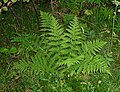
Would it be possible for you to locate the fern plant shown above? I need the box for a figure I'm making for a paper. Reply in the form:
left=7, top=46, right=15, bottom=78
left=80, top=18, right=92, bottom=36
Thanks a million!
left=11, top=11, right=114, bottom=91
left=12, top=11, right=113, bottom=90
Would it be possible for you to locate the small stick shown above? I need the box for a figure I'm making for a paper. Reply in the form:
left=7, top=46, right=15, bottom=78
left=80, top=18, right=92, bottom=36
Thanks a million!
left=31, top=0, right=40, bottom=30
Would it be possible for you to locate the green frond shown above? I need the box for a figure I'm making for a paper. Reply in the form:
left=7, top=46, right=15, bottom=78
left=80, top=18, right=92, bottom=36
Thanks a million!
left=66, top=17, right=80, bottom=33
left=65, top=17, right=85, bottom=41
left=14, top=52, right=57, bottom=75
left=30, top=53, right=47, bottom=74
left=30, top=52, right=58, bottom=75
left=60, top=17, right=85, bottom=57
left=40, top=11, right=53, bottom=29
left=40, top=11, right=63, bottom=35
left=82, top=39, right=107, bottom=55
left=13, top=59, right=29, bottom=73
left=80, top=55, right=111, bottom=74
left=58, top=54, right=111, bottom=76
left=40, top=11, right=64, bottom=59
left=11, top=34, right=43, bottom=56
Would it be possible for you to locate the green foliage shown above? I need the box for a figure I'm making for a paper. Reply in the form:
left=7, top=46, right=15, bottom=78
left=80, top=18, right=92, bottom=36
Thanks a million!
left=82, top=40, right=107, bottom=55
left=2, top=6, right=8, bottom=11
left=23, top=0, right=30, bottom=2
left=14, top=51, right=57, bottom=75
left=58, top=0, right=110, bottom=14
left=11, top=0, right=17, bottom=3
left=0, top=47, right=17, bottom=54
left=6, top=11, right=114, bottom=91
left=1, top=0, right=120, bottom=91
left=63, top=14, right=74, bottom=25
left=13, top=11, right=112, bottom=77
left=0, top=0, right=30, bottom=14
left=11, top=34, right=43, bottom=59
left=3, top=0, right=8, bottom=3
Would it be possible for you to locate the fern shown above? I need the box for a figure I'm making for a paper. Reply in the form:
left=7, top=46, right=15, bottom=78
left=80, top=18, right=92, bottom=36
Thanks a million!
left=13, top=11, right=112, bottom=79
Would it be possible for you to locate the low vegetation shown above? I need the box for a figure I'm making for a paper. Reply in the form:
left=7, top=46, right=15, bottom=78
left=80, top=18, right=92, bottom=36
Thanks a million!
left=0, top=0, right=120, bottom=91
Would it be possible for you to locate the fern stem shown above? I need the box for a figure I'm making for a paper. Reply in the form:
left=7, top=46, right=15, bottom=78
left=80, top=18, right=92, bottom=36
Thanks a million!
left=110, top=5, right=117, bottom=52
left=32, top=0, right=40, bottom=30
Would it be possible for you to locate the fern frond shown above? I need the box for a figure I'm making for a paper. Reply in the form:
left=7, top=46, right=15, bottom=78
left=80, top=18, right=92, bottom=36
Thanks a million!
left=40, top=11, right=53, bottom=29
left=60, top=17, right=85, bottom=58
left=58, top=54, right=111, bottom=76
left=14, top=51, right=57, bottom=76
left=30, top=52, right=47, bottom=74
left=65, top=16, right=85, bottom=42
left=13, top=59, right=29, bottom=73
left=80, top=55, right=111, bottom=74
left=82, top=39, right=107, bottom=55
left=11, top=34, right=43, bottom=56
left=40, top=11, right=63, bottom=35
left=40, top=11, right=64, bottom=59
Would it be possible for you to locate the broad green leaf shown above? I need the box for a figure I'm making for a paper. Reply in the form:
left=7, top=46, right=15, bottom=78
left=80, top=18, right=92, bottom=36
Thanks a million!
left=2, top=6, right=8, bottom=11
left=9, top=47, right=17, bottom=54
left=3, top=0, right=8, bottom=3
left=23, top=0, right=30, bottom=2
left=84, top=9, right=93, bottom=16
left=0, top=47, right=8, bottom=53
left=11, top=0, right=17, bottom=3
left=0, top=2, right=2, bottom=6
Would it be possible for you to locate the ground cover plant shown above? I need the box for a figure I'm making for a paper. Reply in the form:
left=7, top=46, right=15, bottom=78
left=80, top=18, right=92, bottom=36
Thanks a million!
left=0, top=0, right=120, bottom=92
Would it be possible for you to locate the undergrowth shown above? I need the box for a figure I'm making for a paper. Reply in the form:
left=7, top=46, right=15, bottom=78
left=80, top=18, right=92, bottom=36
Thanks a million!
left=6, top=11, right=113, bottom=92
left=0, top=0, right=120, bottom=92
